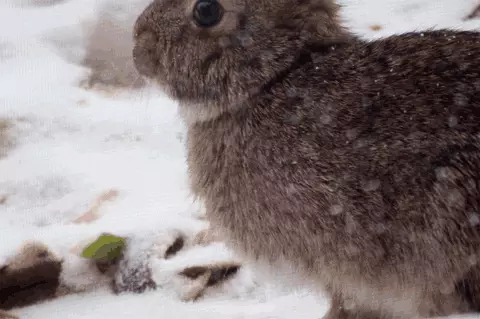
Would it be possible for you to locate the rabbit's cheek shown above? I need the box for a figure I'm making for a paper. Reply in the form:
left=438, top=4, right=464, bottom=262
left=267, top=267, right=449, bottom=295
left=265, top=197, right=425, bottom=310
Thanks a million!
left=133, top=31, right=160, bottom=78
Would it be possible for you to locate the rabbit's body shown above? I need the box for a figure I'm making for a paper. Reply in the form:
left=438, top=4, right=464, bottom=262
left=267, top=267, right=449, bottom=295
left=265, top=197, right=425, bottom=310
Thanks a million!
left=186, top=30, right=480, bottom=318
left=132, top=0, right=480, bottom=317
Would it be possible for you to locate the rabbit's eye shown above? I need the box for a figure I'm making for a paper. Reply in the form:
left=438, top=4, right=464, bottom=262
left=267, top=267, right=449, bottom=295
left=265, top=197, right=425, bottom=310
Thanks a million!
left=193, top=0, right=224, bottom=28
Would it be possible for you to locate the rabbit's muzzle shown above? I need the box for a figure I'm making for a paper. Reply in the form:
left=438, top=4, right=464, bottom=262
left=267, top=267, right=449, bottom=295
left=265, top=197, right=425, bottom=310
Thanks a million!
left=132, top=3, right=160, bottom=78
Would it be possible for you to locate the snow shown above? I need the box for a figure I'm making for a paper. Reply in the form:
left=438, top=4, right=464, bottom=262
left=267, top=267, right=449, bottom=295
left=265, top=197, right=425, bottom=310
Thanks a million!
left=0, top=0, right=479, bottom=318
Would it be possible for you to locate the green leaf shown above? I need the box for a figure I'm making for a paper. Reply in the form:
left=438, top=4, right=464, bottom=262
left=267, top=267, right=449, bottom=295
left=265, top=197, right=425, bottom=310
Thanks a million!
left=81, top=233, right=126, bottom=262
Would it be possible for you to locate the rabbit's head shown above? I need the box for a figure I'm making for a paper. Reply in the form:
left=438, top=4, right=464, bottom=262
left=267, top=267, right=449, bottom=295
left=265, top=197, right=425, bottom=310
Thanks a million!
left=133, top=0, right=350, bottom=122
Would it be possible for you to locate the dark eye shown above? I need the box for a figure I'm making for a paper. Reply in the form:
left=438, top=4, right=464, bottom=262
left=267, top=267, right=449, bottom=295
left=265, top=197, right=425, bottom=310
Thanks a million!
left=193, top=0, right=224, bottom=28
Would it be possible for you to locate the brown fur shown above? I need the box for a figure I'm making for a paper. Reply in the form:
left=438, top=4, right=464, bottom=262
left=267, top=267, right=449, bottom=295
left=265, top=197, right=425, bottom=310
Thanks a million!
left=133, top=0, right=480, bottom=318
left=133, top=0, right=350, bottom=122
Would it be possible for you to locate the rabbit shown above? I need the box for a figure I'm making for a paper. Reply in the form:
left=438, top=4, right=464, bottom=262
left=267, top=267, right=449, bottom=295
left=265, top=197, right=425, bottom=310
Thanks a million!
left=132, top=0, right=480, bottom=318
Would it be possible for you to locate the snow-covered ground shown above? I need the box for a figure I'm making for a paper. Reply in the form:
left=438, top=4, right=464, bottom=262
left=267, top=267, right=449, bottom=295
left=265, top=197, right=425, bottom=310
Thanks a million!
left=0, top=0, right=479, bottom=318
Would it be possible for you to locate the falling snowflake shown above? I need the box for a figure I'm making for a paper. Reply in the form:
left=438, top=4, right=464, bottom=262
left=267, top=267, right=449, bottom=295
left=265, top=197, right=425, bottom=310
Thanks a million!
left=330, top=204, right=343, bottom=216
left=362, top=179, right=381, bottom=192
left=448, top=116, right=458, bottom=128
left=469, top=213, right=480, bottom=226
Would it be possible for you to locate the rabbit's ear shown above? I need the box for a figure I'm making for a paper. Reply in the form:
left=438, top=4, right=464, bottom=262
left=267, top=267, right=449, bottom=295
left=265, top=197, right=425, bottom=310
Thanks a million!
left=275, top=0, right=346, bottom=40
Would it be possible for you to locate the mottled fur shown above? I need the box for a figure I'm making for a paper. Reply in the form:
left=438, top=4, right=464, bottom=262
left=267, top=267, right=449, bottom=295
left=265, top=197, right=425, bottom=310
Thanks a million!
left=133, top=0, right=480, bottom=318
left=133, top=0, right=350, bottom=123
